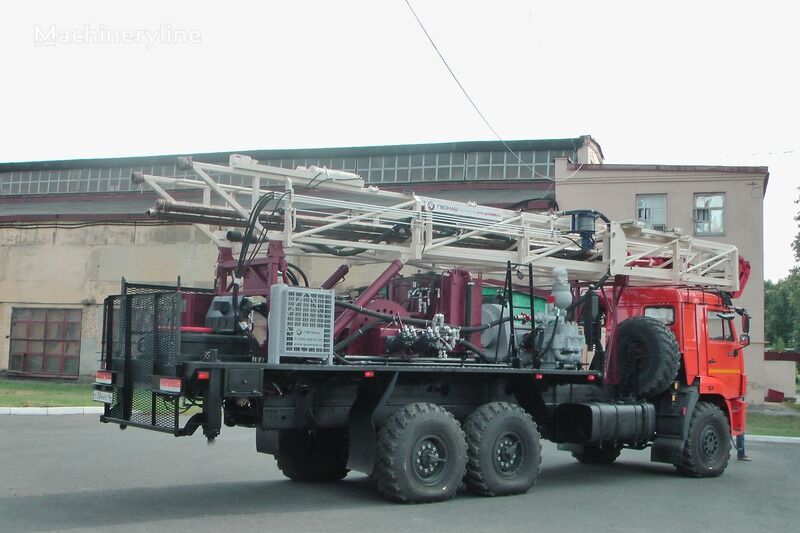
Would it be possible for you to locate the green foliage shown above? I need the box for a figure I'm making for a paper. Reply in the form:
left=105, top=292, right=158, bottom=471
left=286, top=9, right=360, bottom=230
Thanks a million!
left=764, top=274, right=800, bottom=350
left=765, top=189, right=800, bottom=351
left=793, top=189, right=800, bottom=264
left=0, top=378, right=93, bottom=407
left=747, top=412, right=800, bottom=437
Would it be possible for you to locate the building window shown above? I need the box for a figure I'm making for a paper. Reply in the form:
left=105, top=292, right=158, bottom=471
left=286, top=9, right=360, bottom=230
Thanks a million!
left=9, top=308, right=82, bottom=377
left=693, top=193, right=725, bottom=235
left=636, top=194, right=667, bottom=230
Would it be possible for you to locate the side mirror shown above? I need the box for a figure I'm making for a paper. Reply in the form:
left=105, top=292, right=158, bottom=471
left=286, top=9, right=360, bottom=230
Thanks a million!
left=739, top=333, right=751, bottom=348
left=741, top=313, right=750, bottom=335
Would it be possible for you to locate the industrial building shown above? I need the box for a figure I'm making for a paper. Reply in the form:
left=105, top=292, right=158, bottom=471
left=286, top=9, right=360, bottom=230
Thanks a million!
left=0, top=135, right=785, bottom=402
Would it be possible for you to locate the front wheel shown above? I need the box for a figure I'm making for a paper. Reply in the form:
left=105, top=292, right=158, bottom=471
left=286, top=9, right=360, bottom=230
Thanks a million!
left=463, top=402, right=542, bottom=496
left=676, top=402, right=731, bottom=477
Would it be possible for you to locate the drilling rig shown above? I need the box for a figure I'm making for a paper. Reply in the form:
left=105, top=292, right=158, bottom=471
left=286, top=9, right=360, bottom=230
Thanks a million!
left=94, top=154, right=751, bottom=502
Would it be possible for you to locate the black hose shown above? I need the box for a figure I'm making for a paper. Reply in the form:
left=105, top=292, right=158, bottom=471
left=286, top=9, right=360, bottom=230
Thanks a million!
left=232, top=283, right=261, bottom=358
left=334, top=300, right=514, bottom=332
left=237, top=193, right=275, bottom=277
left=566, top=271, right=612, bottom=312
left=310, top=243, right=367, bottom=257
left=333, top=353, right=355, bottom=365
left=339, top=356, right=482, bottom=365
left=463, top=315, right=514, bottom=333
left=459, top=339, right=490, bottom=362
left=287, top=262, right=309, bottom=287
left=334, top=319, right=386, bottom=352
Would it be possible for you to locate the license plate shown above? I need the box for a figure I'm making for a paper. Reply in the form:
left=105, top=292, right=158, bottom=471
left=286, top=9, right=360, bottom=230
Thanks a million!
left=93, top=389, right=113, bottom=404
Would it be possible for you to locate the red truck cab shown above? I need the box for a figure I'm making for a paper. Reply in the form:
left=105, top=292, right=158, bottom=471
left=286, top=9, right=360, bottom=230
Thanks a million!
left=612, top=287, right=748, bottom=434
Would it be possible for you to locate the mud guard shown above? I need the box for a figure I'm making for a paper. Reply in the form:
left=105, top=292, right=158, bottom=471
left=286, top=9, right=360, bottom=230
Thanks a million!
left=346, top=372, right=399, bottom=474
left=650, top=385, right=699, bottom=465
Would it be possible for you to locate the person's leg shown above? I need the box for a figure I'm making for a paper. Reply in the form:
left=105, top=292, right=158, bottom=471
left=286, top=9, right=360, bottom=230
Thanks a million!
left=735, top=434, right=751, bottom=460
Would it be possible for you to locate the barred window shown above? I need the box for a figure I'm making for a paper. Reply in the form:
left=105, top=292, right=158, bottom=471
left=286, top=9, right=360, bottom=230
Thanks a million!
left=9, top=308, right=82, bottom=377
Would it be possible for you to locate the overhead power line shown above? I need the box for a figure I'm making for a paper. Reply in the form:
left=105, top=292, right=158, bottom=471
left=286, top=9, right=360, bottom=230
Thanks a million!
left=404, top=0, right=550, bottom=180
left=403, top=0, right=584, bottom=201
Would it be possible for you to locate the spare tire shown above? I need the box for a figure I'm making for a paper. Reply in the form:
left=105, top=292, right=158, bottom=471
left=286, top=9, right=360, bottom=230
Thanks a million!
left=616, top=316, right=680, bottom=398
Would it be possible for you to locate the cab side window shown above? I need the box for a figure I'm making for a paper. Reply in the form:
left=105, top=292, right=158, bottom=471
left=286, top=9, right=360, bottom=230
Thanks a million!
left=707, top=314, right=733, bottom=341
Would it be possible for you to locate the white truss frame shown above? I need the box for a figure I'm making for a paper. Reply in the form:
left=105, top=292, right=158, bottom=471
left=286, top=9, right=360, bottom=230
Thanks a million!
left=136, top=155, right=740, bottom=291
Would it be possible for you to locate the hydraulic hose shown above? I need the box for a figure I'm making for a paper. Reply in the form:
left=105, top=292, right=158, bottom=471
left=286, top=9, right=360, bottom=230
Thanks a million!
left=566, top=270, right=612, bottom=312
left=286, top=262, right=309, bottom=287
left=333, top=319, right=386, bottom=352
left=458, top=339, right=490, bottom=362
left=334, top=300, right=514, bottom=332
left=232, top=283, right=262, bottom=358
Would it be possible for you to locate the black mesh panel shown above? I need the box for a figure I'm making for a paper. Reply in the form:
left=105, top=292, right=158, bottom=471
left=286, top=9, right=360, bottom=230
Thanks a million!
left=102, top=291, right=182, bottom=431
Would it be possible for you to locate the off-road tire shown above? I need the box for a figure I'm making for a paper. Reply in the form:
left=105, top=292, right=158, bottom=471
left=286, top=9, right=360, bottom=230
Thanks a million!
left=374, top=403, right=467, bottom=503
left=676, top=401, right=731, bottom=477
left=572, top=443, right=622, bottom=464
left=616, top=316, right=680, bottom=398
left=276, top=428, right=350, bottom=482
left=463, top=402, right=542, bottom=496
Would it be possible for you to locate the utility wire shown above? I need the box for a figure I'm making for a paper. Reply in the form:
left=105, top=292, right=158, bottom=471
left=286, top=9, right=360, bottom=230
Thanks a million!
left=404, top=0, right=551, bottom=182
left=403, top=0, right=585, bottom=204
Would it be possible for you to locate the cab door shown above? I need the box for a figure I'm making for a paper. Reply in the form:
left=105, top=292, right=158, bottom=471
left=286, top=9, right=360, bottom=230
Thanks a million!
left=702, top=306, right=744, bottom=399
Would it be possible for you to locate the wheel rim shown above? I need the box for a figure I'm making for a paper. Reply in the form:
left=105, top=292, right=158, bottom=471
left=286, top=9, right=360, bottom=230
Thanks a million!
left=700, top=426, right=720, bottom=461
left=493, top=431, right=524, bottom=478
left=411, top=434, right=448, bottom=485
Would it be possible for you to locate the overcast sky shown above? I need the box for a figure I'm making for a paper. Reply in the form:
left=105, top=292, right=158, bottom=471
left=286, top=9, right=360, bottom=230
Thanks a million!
left=1, top=0, right=798, bottom=280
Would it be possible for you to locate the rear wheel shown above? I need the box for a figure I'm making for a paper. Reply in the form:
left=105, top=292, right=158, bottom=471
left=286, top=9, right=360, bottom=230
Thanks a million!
left=676, top=402, right=731, bottom=477
left=375, top=403, right=467, bottom=503
left=572, top=443, right=622, bottom=464
left=463, top=402, right=541, bottom=496
left=276, top=428, right=349, bottom=482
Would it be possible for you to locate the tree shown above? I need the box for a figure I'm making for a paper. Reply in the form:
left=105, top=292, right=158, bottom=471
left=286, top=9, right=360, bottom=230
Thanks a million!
left=764, top=188, right=800, bottom=351
left=794, top=188, right=800, bottom=264
left=764, top=279, right=799, bottom=350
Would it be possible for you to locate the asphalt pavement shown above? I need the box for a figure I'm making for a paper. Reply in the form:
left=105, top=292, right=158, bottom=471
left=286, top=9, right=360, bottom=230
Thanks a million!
left=0, top=415, right=796, bottom=533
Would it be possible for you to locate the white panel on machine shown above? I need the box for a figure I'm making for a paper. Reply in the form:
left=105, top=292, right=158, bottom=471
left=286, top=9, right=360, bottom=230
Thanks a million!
left=268, top=284, right=335, bottom=364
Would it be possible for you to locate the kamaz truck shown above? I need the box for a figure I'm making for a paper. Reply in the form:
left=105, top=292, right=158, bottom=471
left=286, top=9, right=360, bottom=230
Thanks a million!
left=94, top=155, right=751, bottom=503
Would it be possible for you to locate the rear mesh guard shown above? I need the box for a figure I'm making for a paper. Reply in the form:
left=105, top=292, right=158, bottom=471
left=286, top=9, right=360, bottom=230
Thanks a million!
left=102, top=291, right=183, bottom=433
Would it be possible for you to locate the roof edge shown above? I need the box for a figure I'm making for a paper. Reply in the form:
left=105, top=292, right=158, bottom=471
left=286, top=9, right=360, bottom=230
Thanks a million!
left=0, top=137, right=590, bottom=172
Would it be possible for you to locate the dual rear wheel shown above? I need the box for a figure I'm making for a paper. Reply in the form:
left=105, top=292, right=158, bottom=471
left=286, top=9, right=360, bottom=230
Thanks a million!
left=374, top=401, right=541, bottom=502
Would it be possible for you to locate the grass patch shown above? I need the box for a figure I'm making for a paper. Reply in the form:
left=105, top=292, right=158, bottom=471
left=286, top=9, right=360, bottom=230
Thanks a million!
left=0, top=378, right=94, bottom=407
left=747, top=412, right=800, bottom=437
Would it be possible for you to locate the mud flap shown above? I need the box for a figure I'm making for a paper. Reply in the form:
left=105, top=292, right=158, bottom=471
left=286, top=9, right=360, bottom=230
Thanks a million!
left=346, top=372, right=399, bottom=475
left=651, top=385, right=699, bottom=465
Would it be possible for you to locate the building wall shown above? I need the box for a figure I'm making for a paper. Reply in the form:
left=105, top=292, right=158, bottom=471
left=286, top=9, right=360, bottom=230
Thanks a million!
left=0, top=224, right=432, bottom=378
left=554, top=158, right=768, bottom=403
left=762, top=360, right=797, bottom=400
left=0, top=225, right=218, bottom=377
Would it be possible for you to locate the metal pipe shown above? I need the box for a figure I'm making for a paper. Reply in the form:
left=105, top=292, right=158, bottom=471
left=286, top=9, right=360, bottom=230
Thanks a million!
left=320, top=264, right=350, bottom=289
left=154, top=200, right=246, bottom=219
left=146, top=210, right=248, bottom=227
left=505, top=261, right=517, bottom=362
left=528, top=263, right=535, bottom=316
left=333, top=259, right=404, bottom=337
left=464, top=280, right=474, bottom=328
